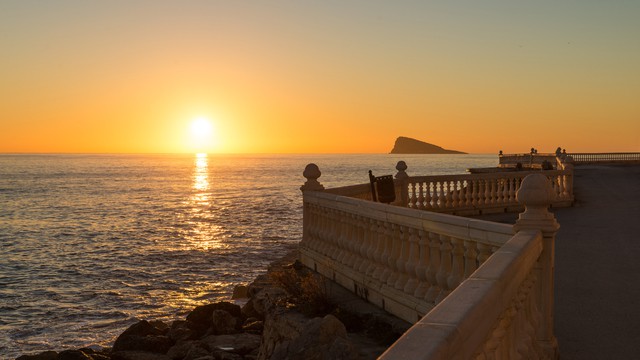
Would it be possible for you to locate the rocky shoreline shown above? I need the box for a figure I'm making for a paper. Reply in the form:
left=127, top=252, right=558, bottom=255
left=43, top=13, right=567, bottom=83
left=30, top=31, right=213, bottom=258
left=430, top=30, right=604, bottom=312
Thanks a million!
left=16, top=250, right=409, bottom=360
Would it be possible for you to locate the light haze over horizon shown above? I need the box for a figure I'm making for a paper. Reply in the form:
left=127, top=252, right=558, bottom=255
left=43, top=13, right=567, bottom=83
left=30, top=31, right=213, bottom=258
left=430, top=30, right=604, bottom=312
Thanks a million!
left=1, top=1, right=638, bottom=154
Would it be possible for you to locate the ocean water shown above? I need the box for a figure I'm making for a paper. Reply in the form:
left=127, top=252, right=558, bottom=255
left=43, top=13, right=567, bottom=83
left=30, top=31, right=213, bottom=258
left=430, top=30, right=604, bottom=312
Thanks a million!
left=0, top=153, right=496, bottom=358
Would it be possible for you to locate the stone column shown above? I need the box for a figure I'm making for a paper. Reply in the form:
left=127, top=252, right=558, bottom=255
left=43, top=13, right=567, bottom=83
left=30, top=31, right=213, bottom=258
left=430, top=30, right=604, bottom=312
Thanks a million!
left=514, top=174, right=560, bottom=359
left=394, top=161, right=409, bottom=207
left=300, top=164, right=324, bottom=251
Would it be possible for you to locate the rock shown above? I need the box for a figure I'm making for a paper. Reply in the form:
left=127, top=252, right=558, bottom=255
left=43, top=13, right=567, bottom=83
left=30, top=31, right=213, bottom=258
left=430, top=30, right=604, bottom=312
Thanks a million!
left=389, top=136, right=466, bottom=154
left=167, top=320, right=196, bottom=342
left=16, top=351, right=58, bottom=360
left=111, top=351, right=172, bottom=360
left=261, top=314, right=357, bottom=360
left=112, top=320, right=173, bottom=353
left=57, top=350, right=92, bottom=360
left=201, top=333, right=262, bottom=356
left=246, top=287, right=287, bottom=319
left=257, top=309, right=309, bottom=360
left=211, top=310, right=239, bottom=335
left=183, top=343, right=211, bottom=360
left=211, top=351, right=242, bottom=360
left=242, top=320, right=263, bottom=334
left=186, top=302, right=242, bottom=336
left=231, top=285, right=248, bottom=299
left=167, top=340, right=206, bottom=360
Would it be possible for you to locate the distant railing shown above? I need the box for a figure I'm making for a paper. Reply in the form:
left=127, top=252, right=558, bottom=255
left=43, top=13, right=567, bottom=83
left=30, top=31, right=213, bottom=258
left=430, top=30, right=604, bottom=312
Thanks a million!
left=323, top=160, right=574, bottom=215
left=570, top=152, right=640, bottom=165
left=300, top=168, right=560, bottom=359
left=405, top=169, right=573, bottom=214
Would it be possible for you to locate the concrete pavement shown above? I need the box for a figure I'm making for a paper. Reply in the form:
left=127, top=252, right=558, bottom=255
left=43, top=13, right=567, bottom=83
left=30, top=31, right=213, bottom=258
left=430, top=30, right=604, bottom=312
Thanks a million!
left=476, top=165, right=640, bottom=359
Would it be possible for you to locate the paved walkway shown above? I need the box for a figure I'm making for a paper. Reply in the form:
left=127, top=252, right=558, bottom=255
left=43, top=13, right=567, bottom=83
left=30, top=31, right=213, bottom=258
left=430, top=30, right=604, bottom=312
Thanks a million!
left=477, top=165, right=640, bottom=359
left=553, top=165, right=640, bottom=359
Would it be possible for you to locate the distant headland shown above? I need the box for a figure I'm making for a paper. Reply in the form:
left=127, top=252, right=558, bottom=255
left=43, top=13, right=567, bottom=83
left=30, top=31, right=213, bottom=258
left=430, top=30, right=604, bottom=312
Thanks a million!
left=389, top=136, right=466, bottom=154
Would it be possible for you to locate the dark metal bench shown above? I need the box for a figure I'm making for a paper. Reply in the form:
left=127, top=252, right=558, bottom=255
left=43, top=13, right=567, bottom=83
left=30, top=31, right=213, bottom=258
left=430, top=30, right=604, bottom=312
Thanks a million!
left=368, top=170, right=396, bottom=204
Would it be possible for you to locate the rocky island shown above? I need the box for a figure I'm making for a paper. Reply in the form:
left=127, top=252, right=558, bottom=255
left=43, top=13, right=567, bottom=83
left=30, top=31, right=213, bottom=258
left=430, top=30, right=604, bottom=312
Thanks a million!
left=389, top=136, right=466, bottom=154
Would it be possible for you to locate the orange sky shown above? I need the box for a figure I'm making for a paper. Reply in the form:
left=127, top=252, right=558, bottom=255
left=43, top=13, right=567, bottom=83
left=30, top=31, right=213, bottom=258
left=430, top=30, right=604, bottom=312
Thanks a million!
left=1, top=1, right=638, bottom=154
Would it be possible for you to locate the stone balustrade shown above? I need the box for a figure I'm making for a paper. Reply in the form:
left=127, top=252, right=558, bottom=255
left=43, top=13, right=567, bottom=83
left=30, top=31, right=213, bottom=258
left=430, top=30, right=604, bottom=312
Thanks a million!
left=379, top=173, right=560, bottom=359
left=300, top=164, right=514, bottom=323
left=300, top=165, right=560, bottom=359
left=569, top=152, right=640, bottom=165
left=404, top=169, right=573, bottom=215
left=499, top=153, right=558, bottom=169
left=321, top=160, right=574, bottom=215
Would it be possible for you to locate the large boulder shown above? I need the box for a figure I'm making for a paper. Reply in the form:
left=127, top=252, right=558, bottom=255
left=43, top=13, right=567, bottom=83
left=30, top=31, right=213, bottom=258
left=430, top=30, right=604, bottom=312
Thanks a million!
left=260, top=314, right=357, bottom=360
left=112, top=320, right=173, bottom=353
left=186, top=302, right=242, bottom=337
left=212, top=310, right=240, bottom=335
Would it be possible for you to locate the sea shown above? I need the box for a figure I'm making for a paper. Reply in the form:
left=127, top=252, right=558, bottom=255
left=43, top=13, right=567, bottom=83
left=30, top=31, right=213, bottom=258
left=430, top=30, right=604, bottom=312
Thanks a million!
left=0, top=153, right=496, bottom=358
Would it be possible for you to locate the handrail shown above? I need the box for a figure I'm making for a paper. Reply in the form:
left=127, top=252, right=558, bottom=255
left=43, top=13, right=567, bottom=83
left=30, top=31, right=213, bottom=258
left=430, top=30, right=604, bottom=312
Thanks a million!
left=380, top=230, right=544, bottom=359
left=300, top=189, right=513, bottom=324
left=569, top=152, right=640, bottom=164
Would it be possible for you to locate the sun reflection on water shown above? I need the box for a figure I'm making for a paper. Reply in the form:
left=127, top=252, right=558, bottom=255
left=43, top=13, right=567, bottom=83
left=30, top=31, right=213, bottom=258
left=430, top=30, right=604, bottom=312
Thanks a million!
left=186, top=153, right=223, bottom=251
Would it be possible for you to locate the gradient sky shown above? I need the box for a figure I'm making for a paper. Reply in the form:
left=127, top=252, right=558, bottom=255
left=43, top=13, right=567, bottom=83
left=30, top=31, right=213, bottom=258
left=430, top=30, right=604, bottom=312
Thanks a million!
left=1, top=1, right=638, bottom=154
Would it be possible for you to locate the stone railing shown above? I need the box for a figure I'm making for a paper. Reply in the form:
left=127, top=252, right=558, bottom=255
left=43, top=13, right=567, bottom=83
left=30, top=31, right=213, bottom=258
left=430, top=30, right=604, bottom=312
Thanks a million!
left=499, top=152, right=558, bottom=169
left=300, top=164, right=514, bottom=323
left=317, top=159, right=574, bottom=216
left=300, top=167, right=560, bottom=359
left=569, top=152, right=640, bottom=165
left=404, top=168, right=573, bottom=215
left=380, top=174, right=559, bottom=359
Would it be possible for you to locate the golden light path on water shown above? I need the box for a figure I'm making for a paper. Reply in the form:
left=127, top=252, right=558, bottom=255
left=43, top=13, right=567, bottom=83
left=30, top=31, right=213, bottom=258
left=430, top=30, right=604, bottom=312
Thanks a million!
left=161, top=153, right=227, bottom=313
left=188, top=153, right=224, bottom=251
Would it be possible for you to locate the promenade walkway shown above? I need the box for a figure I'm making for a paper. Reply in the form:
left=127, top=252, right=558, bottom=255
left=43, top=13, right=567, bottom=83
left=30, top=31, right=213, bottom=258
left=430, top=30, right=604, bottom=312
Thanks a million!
left=478, top=165, right=640, bottom=359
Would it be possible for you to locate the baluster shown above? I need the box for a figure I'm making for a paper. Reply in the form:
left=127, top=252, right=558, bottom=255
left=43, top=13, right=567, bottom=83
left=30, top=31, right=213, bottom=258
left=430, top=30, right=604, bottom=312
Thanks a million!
left=409, top=182, right=418, bottom=208
left=425, top=231, right=441, bottom=303
left=490, top=178, right=497, bottom=205
left=435, top=234, right=453, bottom=303
left=358, top=217, right=372, bottom=273
left=394, top=225, right=410, bottom=290
left=370, top=219, right=386, bottom=280
left=318, top=208, right=329, bottom=256
left=386, top=224, right=402, bottom=286
left=342, top=213, right=355, bottom=267
left=485, top=179, right=491, bottom=205
left=463, top=240, right=478, bottom=279
left=364, top=218, right=379, bottom=277
left=416, top=182, right=424, bottom=209
left=329, top=209, right=340, bottom=260
left=336, top=211, right=347, bottom=264
left=414, top=229, right=430, bottom=298
left=403, top=227, right=420, bottom=295
left=447, top=237, right=465, bottom=292
left=437, top=182, right=446, bottom=209
left=352, top=215, right=365, bottom=271
left=379, top=221, right=393, bottom=283
left=508, top=177, right=516, bottom=203
left=424, top=182, right=432, bottom=209
left=465, top=180, right=473, bottom=207
left=444, top=181, right=452, bottom=208
left=451, top=180, right=459, bottom=208
left=472, top=180, right=479, bottom=207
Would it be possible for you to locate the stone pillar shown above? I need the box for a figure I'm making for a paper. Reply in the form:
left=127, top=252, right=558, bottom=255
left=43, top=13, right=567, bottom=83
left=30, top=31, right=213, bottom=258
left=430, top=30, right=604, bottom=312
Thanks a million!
left=300, top=163, right=324, bottom=192
left=514, top=174, right=560, bottom=359
left=394, top=161, right=409, bottom=207
left=301, top=164, right=324, bottom=251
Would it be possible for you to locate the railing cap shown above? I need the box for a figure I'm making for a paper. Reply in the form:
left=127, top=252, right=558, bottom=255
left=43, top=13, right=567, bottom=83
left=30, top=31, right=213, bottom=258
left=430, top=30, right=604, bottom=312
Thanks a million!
left=301, top=163, right=324, bottom=192
left=515, top=174, right=559, bottom=233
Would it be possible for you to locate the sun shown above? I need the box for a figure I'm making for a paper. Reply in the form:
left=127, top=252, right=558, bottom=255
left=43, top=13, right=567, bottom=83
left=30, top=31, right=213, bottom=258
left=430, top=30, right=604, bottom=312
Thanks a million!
left=188, top=117, right=216, bottom=152
left=190, top=117, right=213, bottom=138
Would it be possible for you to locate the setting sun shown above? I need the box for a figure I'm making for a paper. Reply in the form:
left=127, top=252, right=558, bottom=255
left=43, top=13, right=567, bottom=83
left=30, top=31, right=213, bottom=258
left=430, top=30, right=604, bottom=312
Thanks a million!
left=189, top=117, right=216, bottom=152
